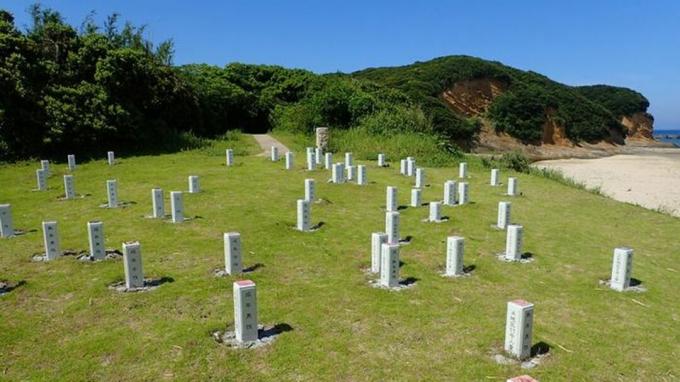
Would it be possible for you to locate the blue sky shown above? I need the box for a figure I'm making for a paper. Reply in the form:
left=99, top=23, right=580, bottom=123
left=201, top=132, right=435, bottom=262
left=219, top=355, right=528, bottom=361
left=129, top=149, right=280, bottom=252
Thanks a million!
left=5, top=0, right=680, bottom=130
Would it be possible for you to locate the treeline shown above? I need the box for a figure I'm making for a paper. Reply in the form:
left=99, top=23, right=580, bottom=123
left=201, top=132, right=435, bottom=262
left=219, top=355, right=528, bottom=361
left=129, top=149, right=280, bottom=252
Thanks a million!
left=0, top=6, right=652, bottom=161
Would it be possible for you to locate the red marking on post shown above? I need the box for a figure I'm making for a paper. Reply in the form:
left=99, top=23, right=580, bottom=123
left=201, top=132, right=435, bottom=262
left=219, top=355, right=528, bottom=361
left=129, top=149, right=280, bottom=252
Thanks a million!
left=235, top=280, right=255, bottom=287
left=511, top=299, right=532, bottom=307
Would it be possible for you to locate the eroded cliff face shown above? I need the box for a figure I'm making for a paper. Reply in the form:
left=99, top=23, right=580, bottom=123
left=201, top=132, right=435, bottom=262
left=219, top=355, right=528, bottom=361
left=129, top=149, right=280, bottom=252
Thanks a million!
left=440, top=78, right=506, bottom=117
left=621, top=112, right=654, bottom=140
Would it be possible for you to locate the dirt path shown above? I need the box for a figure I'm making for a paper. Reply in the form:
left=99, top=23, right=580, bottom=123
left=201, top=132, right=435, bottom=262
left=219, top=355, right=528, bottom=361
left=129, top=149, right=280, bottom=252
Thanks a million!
left=534, top=149, right=680, bottom=217
left=250, top=134, right=291, bottom=156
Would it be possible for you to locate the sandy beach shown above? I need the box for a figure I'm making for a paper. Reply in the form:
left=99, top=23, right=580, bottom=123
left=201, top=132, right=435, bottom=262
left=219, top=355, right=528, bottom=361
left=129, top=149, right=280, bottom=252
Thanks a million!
left=534, top=147, right=680, bottom=217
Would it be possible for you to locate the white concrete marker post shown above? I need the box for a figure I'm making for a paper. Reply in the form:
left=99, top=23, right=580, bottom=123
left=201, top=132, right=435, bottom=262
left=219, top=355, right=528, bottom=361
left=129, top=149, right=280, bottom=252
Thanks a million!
left=385, top=211, right=400, bottom=245
left=271, top=146, right=279, bottom=161
left=406, top=157, right=416, bottom=177
left=345, top=152, right=353, bottom=168
left=41, top=160, right=50, bottom=176
left=107, top=151, right=115, bottom=166
left=429, top=201, right=442, bottom=222
left=497, top=201, right=511, bottom=229
left=446, top=236, right=464, bottom=276
left=233, top=280, right=258, bottom=343
left=226, top=149, right=234, bottom=167
left=332, top=163, right=345, bottom=184
left=188, top=175, right=200, bottom=193
left=152, top=188, right=164, bottom=218
left=380, top=243, right=400, bottom=288
left=610, top=247, right=634, bottom=291
left=67, top=154, right=76, bottom=171
left=378, top=153, right=385, bottom=167
left=297, top=199, right=310, bottom=232
left=444, top=180, right=457, bottom=206
left=106, top=180, right=118, bottom=208
left=459, top=162, right=468, bottom=178
left=346, top=165, right=355, bottom=181
left=285, top=152, right=294, bottom=170
left=410, top=188, right=421, bottom=207
left=324, top=152, right=333, bottom=170
left=357, top=165, right=367, bottom=185
left=508, top=177, right=518, bottom=196
left=170, top=191, right=184, bottom=223
left=306, top=148, right=316, bottom=171
left=122, top=241, right=144, bottom=289
left=42, top=221, right=60, bottom=260
left=504, top=299, right=534, bottom=360
left=63, top=175, right=75, bottom=199
left=415, top=168, right=425, bottom=188
left=224, top=232, right=242, bottom=275
left=36, top=169, right=47, bottom=191
left=304, top=179, right=315, bottom=202
left=458, top=182, right=469, bottom=205
left=386, top=186, right=397, bottom=212
left=491, top=168, right=500, bottom=186
left=505, top=225, right=524, bottom=261
left=0, top=204, right=14, bottom=238
left=87, top=221, right=106, bottom=260
left=371, top=232, right=388, bottom=273
left=315, top=147, right=323, bottom=165
left=400, top=159, right=407, bottom=175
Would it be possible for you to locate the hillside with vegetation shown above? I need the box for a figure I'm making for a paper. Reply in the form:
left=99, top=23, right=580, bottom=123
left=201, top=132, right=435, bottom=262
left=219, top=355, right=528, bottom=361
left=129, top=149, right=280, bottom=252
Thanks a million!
left=0, top=6, right=655, bottom=162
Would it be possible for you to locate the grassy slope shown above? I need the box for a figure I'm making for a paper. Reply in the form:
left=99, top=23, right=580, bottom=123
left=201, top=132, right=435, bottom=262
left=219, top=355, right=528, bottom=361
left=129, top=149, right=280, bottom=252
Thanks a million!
left=0, top=136, right=679, bottom=381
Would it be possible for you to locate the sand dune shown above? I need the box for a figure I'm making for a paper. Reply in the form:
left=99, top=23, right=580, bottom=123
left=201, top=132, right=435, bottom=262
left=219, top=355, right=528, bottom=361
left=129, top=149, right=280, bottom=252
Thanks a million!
left=533, top=148, right=680, bottom=217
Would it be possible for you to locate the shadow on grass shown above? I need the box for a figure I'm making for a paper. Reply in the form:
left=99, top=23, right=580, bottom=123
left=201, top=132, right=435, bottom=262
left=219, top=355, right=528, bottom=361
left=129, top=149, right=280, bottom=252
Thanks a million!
left=531, top=341, right=551, bottom=357
left=243, top=263, right=265, bottom=273
left=521, top=252, right=534, bottom=260
left=630, top=278, right=643, bottom=287
left=145, top=276, right=175, bottom=287
left=400, top=277, right=419, bottom=286
left=397, top=205, right=409, bottom=211
left=259, top=323, right=294, bottom=340
left=463, top=264, right=476, bottom=273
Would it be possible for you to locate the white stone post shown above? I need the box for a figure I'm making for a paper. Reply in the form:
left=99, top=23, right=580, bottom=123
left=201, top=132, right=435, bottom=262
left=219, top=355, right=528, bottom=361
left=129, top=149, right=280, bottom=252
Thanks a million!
left=505, top=225, right=524, bottom=261
left=429, top=201, right=442, bottom=222
left=171, top=191, right=184, bottom=223
left=332, top=163, right=345, bottom=183
left=106, top=180, right=118, bottom=208
left=410, top=188, right=421, bottom=207
left=42, top=221, right=60, bottom=260
left=324, top=152, right=333, bottom=170
left=346, top=165, right=355, bottom=181
left=446, top=236, right=464, bottom=276
left=491, top=168, right=500, bottom=186
left=233, top=280, right=258, bottom=343
left=285, top=152, right=294, bottom=170
left=497, top=201, right=511, bottom=230
left=306, top=148, right=316, bottom=171
left=406, top=157, right=416, bottom=176
left=63, top=175, right=75, bottom=199
left=224, top=232, right=242, bottom=275
left=122, top=241, right=144, bottom=289
left=0, top=204, right=13, bottom=238
left=297, top=199, right=310, bottom=232
left=400, top=159, right=407, bottom=175
left=610, top=247, right=633, bottom=291
left=67, top=154, right=76, bottom=171
left=188, top=175, right=200, bottom=193
left=345, top=152, right=353, bottom=168
left=270, top=146, right=279, bottom=161
left=458, top=182, right=469, bottom=205
left=415, top=168, right=425, bottom=188
left=36, top=169, right=47, bottom=191
left=315, top=147, right=323, bottom=165
left=508, top=177, right=518, bottom=196
left=385, top=211, right=400, bottom=245
left=444, top=180, right=457, bottom=206
left=504, top=300, right=534, bottom=360
left=87, top=221, right=106, bottom=260
left=459, top=162, right=468, bottom=178
left=151, top=188, right=164, bottom=218
left=357, top=165, right=367, bottom=185
left=380, top=243, right=400, bottom=288
left=378, top=153, right=385, bottom=167
left=315, top=127, right=329, bottom=149
left=386, top=186, right=397, bottom=212
left=304, top=179, right=315, bottom=202
left=107, top=151, right=115, bottom=166
left=371, top=232, right=388, bottom=273
left=226, top=149, right=234, bottom=166
left=41, top=160, right=50, bottom=176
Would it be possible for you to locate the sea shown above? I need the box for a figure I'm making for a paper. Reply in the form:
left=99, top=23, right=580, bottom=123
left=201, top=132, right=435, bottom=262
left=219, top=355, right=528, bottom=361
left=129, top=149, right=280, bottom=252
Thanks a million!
left=653, top=129, right=680, bottom=147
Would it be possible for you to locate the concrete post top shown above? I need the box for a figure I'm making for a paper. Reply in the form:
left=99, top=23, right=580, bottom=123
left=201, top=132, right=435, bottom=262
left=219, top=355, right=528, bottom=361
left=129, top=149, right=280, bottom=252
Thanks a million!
left=510, top=299, right=533, bottom=307
left=43, top=220, right=57, bottom=225
left=123, top=241, right=140, bottom=247
left=88, top=220, right=102, bottom=225
left=235, top=280, right=255, bottom=287
left=224, top=232, right=240, bottom=237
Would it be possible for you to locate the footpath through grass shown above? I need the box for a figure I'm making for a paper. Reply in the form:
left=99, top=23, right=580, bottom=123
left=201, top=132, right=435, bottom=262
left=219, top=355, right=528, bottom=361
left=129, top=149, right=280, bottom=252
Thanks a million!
left=0, top=135, right=679, bottom=381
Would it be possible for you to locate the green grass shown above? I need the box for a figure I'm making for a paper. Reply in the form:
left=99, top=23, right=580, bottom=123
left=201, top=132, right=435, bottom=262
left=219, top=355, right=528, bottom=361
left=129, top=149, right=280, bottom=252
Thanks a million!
left=1, top=135, right=679, bottom=381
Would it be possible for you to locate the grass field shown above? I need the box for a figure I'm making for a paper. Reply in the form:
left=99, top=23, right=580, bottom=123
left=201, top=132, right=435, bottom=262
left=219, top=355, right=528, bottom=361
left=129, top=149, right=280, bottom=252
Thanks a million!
left=1, top=134, right=679, bottom=381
